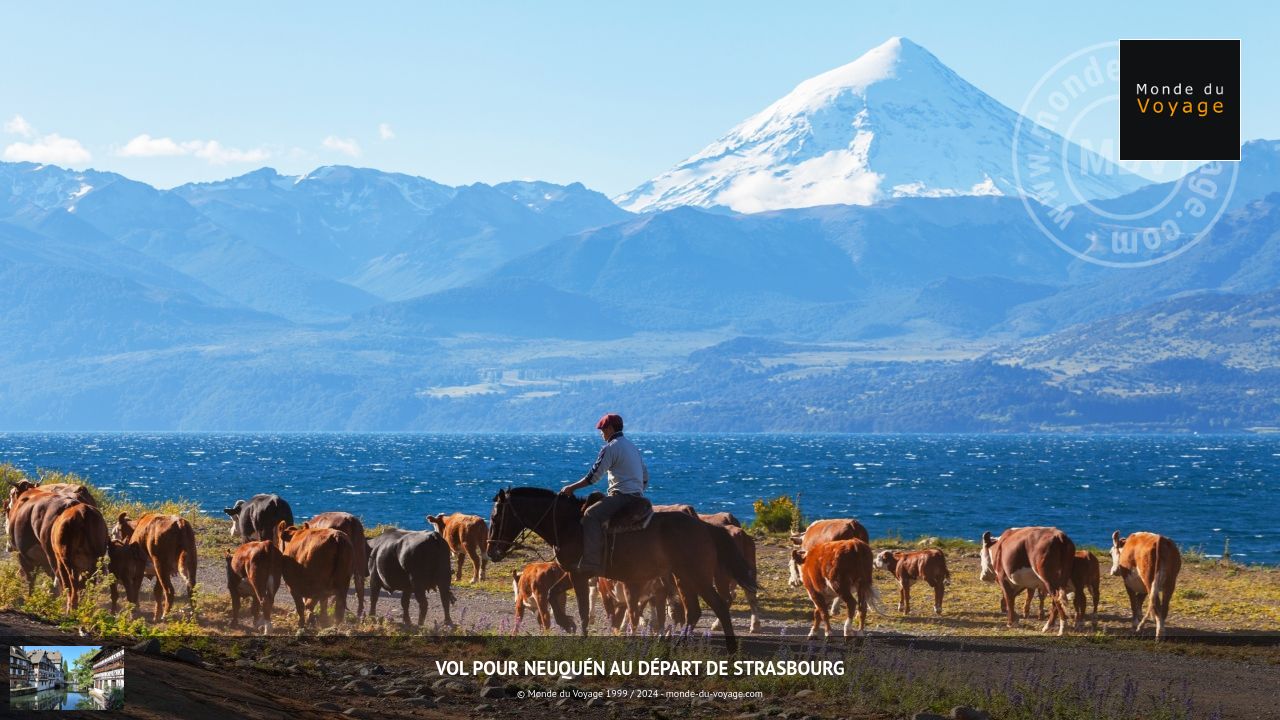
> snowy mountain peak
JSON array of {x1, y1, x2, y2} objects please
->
[{"x1": 616, "y1": 37, "x2": 1147, "y2": 214}]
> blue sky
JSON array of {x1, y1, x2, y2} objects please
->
[
  {"x1": 2, "y1": 1, "x2": 1275, "y2": 193},
  {"x1": 17, "y1": 645, "x2": 100, "y2": 669}
]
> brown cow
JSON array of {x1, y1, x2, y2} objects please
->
[
  {"x1": 1003, "y1": 550, "x2": 1102, "y2": 631},
  {"x1": 789, "y1": 519, "x2": 869, "y2": 587},
  {"x1": 49, "y1": 503, "x2": 109, "y2": 612},
  {"x1": 226, "y1": 540, "x2": 284, "y2": 634},
  {"x1": 512, "y1": 561, "x2": 576, "y2": 633},
  {"x1": 979, "y1": 527, "x2": 1075, "y2": 635},
  {"x1": 107, "y1": 540, "x2": 147, "y2": 614},
  {"x1": 6, "y1": 479, "x2": 97, "y2": 512},
  {"x1": 308, "y1": 511, "x2": 369, "y2": 619},
  {"x1": 698, "y1": 512, "x2": 742, "y2": 528},
  {"x1": 652, "y1": 503, "x2": 698, "y2": 516},
  {"x1": 427, "y1": 513, "x2": 487, "y2": 583},
  {"x1": 708, "y1": 524, "x2": 762, "y2": 633},
  {"x1": 592, "y1": 576, "x2": 671, "y2": 634},
  {"x1": 1110, "y1": 530, "x2": 1182, "y2": 640},
  {"x1": 112, "y1": 513, "x2": 198, "y2": 621},
  {"x1": 873, "y1": 549, "x2": 950, "y2": 615},
  {"x1": 276, "y1": 520, "x2": 353, "y2": 627},
  {"x1": 792, "y1": 539, "x2": 881, "y2": 639},
  {"x1": 6, "y1": 490, "x2": 84, "y2": 594}
]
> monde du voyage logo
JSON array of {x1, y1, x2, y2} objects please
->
[{"x1": 1014, "y1": 40, "x2": 1241, "y2": 268}]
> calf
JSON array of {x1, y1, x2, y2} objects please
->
[
  {"x1": 792, "y1": 539, "x2": 880, "y2": 639},
  {"x1": 979, "y1": 527, "x2": 1075, "y2": 635},
  {"x1": 592, "y1": 576, "x2": 671, "y2": 634},
  {"x1": 49, "y1": 503, "x2": 109, "y2": 612},
  {"x1": 226, "y1": 540, "x2": 283, "y2": 634},
  {"x1": 427, "y1": 512, "x2": 487, "y2": 583},
  {"x1": 512, "y1": 561, "x2": 576, "y2": 632},
  {"x1": 224, "y1": 494, "x2": 294, "y2": 541},
  {"x1": 1110, "y1": 530, "x2": 1182, "y2": 640},
  {"x1": 308, "y1": 511, "x2": 369, "y2": 619},
  {"x1": 367, "y1": 527, "x2": 454, "y2": 626},
  {"x1": 112, "y1": 513, "x2": 199, "y2": 621},
  {"x1": 107, "y1": 540, "x2": 147, "y2": 613},
  {"x1": 277, "y1": 520, "x2": 353, "y2": 628},
  {"x1": 789, "y1": 518, "x2": 869, "y2": 587},
  {"x1": 1071, "y1": 550, "x2": 1101, "y2": 631},
  {"x1": 873, "y1": 548, "x2": 950, "y2": 615}
]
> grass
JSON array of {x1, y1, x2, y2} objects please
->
[{"x1": 1, "y1": 464, "x2": 1277, "y2": 718}]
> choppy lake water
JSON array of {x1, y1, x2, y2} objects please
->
[{"x1": 1, "y1": 433, "x2": 1275, "y2": 562}]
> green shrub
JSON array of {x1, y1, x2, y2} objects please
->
[{"x1": 750, "y1": 494, "x2": 802, "y2": 534}]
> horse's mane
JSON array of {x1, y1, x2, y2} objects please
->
[{"x1": 507, "y1": 486, "x2": 557, "y2": 499}]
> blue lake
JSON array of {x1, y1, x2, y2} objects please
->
[{"x1": 1, "y1": 433, "x2": 1276, "y2": 563}]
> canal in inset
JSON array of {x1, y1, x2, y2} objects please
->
[{"x1": 10, "y1": 688, "x2": 102, "y2": 711}]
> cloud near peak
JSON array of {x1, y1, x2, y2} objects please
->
[
  {"x1": 322, "y1": 135, "x2": 362, "y2": 157},
  {"x1": 118, "y1": 134, "x2": 271, "y2": 165},
  {"x1": 3, "y1": 133, "x2": 92, "y2": 166}
]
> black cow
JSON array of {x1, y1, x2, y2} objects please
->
[
  {"x1": 223, "y1": 494, "x2": 293, "y2": 542},
  {"x1": 367, "y1": 528, "x2": 454, "y2": 626}
]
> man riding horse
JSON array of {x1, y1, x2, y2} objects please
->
[{"x1": 558, "y1": 413, "x2": 649, "y2": 576}]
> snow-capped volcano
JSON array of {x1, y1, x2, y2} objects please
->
[{"x1": 616, "y1": 37, "x2": 1147, "y2": 213}]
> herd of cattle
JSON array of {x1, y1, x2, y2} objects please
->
[{"x1": 2, "y1": 480, "x2": 1184, "y2": 641}]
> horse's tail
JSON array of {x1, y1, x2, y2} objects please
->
[{"x1": 710, "y1": 525, "x2": 757, "y2": 594}]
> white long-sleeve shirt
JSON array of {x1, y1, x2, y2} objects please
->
[{"x1": 581, "y1": 433, "x2": 649, "y2": 495}]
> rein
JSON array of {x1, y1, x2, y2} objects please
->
[{"x1": 492, "y1": 491, "x2": 570, "y2": 564}]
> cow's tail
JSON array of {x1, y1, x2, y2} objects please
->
[
  {"x1": 942, "y1": 564, "x2": 952, "y2": 587},
  {"x1": 177, "y1": 518, "x2": 198, "y2": 596},
  {"x1": 1144, "y1": 538, "x2": 1164, "y2": 630},
  {"x1": 866, "y1": 583, "x2": 887, "y2": 616},
  {"x1": 711, "y1": 525, "x2": 757, "y2": 594}
]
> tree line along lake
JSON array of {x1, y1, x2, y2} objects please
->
[{"x1": 0, "y1": 433, "x2": 1275, "y2": 563}]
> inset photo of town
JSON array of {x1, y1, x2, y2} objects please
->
[{"x1": 7, "y1": 645, "x2": 124, "y2": 711}]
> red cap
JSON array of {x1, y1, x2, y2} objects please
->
[{"x1": 595, "y1": 413, "x2": 623, "y2": 432}]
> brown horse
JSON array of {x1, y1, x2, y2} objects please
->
[{"x1": 485, "y1": 487, "x2": 756, "y2": 652}]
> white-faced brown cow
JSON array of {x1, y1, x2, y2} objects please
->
[
  {"x1": 789, "y1": 518, "x2": 869, "y2": 587},
  {"x1": 791, "y1": 539, "x2": 881, "y2": 640},
  {"x1": 276, "y1": 520, "x2": 353, "y2": 628},
  {"x1": 112, "y1": 513, "x2": 199, "y2": 622},
  {"x1": 873, "y1": 548, "x2": 950, "y2": 615},
  {"x1": 512, "y1": 561, "x2": 576, "y2": 633},
  {"x1": 308, "y1": 511, "x2": 369, "y2": 619},
  {"x1": 1110, "y1": 530, "x2": 1182, "y2": 640},
  {"x1": 226, "y1": 540, "x2": 284, "y2": 634},
  {"x1": 979, "y1": 526, "x2": 1075, "y2": 635},
  {"x1": 427, "y1": 512, "x2": 488, "y2": 583}
]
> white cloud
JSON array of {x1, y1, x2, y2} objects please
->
[
  {"x1": 191, "y1": 140, "x2": 270, "y2": 165},
  {"x1": 119, "y1": 134, "x2": 187, "y2": 157},
  {"x1": 378, "y1": 123, "x2": 395, "y2": 141},
  {"x1": 322, "y1": 135, "x2": 362, "y2": 157},
  {"x1": 4, "y1": 114, "x2": 34, "y2": 137},
  {"x1": 3, "y1": 133, "x2": 92, "y2": 166},
  {"x1": 117, "y1": 134, "x2": 270, "y2": 165}
]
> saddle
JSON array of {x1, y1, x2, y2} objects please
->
[{"x1": 583, "y1": 492, "x2": 654, "y2": 534}]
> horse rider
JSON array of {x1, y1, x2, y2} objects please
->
[{"x1": 559, "y1": 413, "x2": 650, "y2": 575}]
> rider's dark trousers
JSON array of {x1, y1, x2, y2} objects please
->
[{"x1": 581, "y1": 492, "x2": 647, "y2": 569}]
